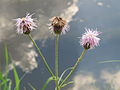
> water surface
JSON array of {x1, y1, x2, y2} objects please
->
[{"x1": 0, "y1": 0, "x2": 120, "y2": 90}]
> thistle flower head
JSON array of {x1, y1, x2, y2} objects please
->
[
  {"x1": 15, "y1": 13, "x2": 37, "y2": 34},
  {"x1": 49, "y1": 16, "x2": 69, "y2": 35},
  {"x1": 80, "y1": 28, "x2": 101, "y2": 49}
]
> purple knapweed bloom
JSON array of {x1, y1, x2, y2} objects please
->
[
  {"x1": 15, "y1": 13, "x2": 37, "y2": 34},
  {"x1": 49, "y1": 16, "x2": 69, "y2": 35},
  {"x1": 80, "y1": 28, "x2": 101, "y2": 49}
]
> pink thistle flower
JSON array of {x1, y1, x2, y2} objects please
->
[
  {"x1": 80, "y1": 28, "x2": 101, "y2": 49},
  {"x1": 48, "y1": 16, "x2": 69, "y2": 35},
  {"x1": 15, "y1": 13, "x2": 37, "y2": 34}
]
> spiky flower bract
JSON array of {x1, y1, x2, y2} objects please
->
[
  {"x1": 15, "y1": 13, "x2": 37, "y2": 34},
  {"x1": 80, "y1": 28, "x2": 101, "y2": 49},
  {"x1": 49, "y1": 16, "x2": 69, "y2": 35}
]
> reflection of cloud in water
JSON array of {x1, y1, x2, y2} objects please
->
[
  {"x1": 97, "y1": 2, "x2": 104, "y2": 7},
  {"x1": 0, "y1": 0, "x2": 79, "y2": 72},
  {"x1": 96, "y1": 2, "x2": 111, "y2": 8},
  {"x1": 60, "y1": 0, "x2": 79, "y2": 22},
  {"x1": 69, "y1": 70, "x2": 120, "y2": 90},
  {"x1": 69, "y1": 72, "x2": 99, "y2": 90},
  {"x1": 0, "y1": 16, "x2": 14, "y2": 42},
  {"x1": 101, "y1": 70, "x2": 120, "y2": 90}
]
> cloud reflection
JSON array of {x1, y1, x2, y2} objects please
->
[
  {"x1": 70, "y1": 70, "x2": 120, "y2": 90},
  {"x1": 69, "y1": 72, "x2": 99, "y2": 90},
  {"x1": 101, "y1": 70, "x2": 120, "y2": 90},
  {"x1": 60, "y1": 0, "x2": 79, "y2": 22}
]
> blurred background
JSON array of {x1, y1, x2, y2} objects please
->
[{"x1": 0, "y1": 0, "x2": 120, "y2": 90}]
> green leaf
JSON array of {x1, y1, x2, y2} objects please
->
[
  {"x1": 13, "y1": 66, "x2": 20, "y2": 90},
  {"x1": 0, "y1": 69, "x2": 9, "y2": 90},
  {"x1": 0, "y1": 77, "x2": 10, "y2": 90},
  {"x1": 99, "y1": 60, "x2": 120, "y2": 63},
  {"x1": 4, "y1": 45, "x2": 9, "y2": 68},
  {"x1": 28, "y1": 83, "x2": 36, "y2": 90},
  {"x1": 8, "y1": 80, "x2": 12, "y2": 90},
  {"x1": 0, "y1": 72, "x2": 4, "y2": 81},
  {"x1": 42, "y1": 77, "x2": 54, "y2": 90},
  {"x1": 4, "y1": 45, "x2": 9, "y2": 90},
  {"x1": 0, "y1": 79, "x2": 9, "y2": 86},
  {"x1": 61, "y1": 81, "x2": 74, "y2": 88},
  {"x1": 58, "y1": 67, "x2": 73, "y2": 84},
  {"x1": 23, "y1": 87, "x2": 27, "y2": 90}
]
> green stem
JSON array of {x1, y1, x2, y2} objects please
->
[
  {"x1": 28, "y1": 34, "x2": 55, "y2": 78},
  {"x1": 55, "y1": 34, "x2": 59, "y2": 90},
  {"x1": 61, "y1": 81, "x2": 74, "y2": 88},
  {"x1": 60, "y1": 49, "x2": 86, "y2": 87}
]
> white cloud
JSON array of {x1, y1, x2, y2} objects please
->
[
  {"x1": 97, "y1": 2, "x2": 104, "y2": 6},
  {"x1": 60, "y1": 0, "x2": 79, "y2": 22},
  {"x1": 69, "y1": 73, "x2": 99, "y2": 90},
  {"x1": 68, "y1": 69, "x2": 120, "y2": 90},
  {"x1": 101, "y1": 70, "x2": 120, "y2": 90},
  {"x1": 0, "y1": 16, "x2": 14, "y2": 42},
  {"x1": 96, "y1": 1, "x2": 111, "y2": 8}
]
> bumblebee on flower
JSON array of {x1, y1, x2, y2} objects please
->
[
  {"x1": 80, "y1": 28, "x2": 101, "y2": 50},
  {"x1": 15, "y1": 13, "x2": 37, "y2": 34},
  {"x1": 49, "y1": 16, "x2": 69, "y2": 35}
]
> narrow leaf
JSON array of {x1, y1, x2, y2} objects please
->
[
  {"x1": 61, "y1": 81, "x2": 74, "y2": 88},
  {"x1": 8, "y1": 80, "x2": 12, "y2": 90},
  {"x1": 99, "y1": 60, "x2": 120, "y2": 63},
  {"x1": 5, "y1": 45, "x2": 9, "y2": 68},
  {"x1": 13, "y1": 66, "x2": 20, "y2": 90},
  {"x1": 58, "y1": 67, "x2": 73, "y2": 84},
  {"x1": 4, "y1": 45, "x2": 9, "y2": 90},
  {"x1": 28, "y1": 83, "x2": 36, "y2": 90},
  {"x1": 42, "y1": 77, "x2": 54, "y2": 90},
  {"x1": 0, "y1": 72, "x2": 4, "y2": 81}
]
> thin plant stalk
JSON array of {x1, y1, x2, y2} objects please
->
[
  {"x1": 28, "y1": 34, "x2": 55, "y2": 78},
  {"x1": 4, "y1": 45, "x2": 9, "y2": 90},
  {"x1": 55, "y1": 34, "x2": 59, "y2": 90},
  {"x1": 60, "y1": 49, "x2": 86, "y2": 87}
]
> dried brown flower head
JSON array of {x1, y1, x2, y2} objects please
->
[{"x1": 49, "y1": 16, "x2": 69, "y2": 35}]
